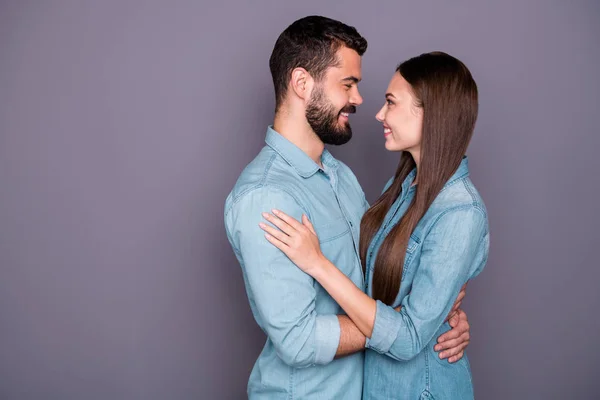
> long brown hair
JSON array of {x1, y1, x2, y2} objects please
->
[{"x1": 359, "y1": 52, "x2": 479, "y2": 305}]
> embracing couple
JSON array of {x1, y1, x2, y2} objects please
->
[{"x1": 225, "y1": 15, "x2": 489, "y2": 400}]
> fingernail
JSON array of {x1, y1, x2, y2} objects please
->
[
  {"x1": 272, "y1": 209, "x2": 279, "y2": 215},
  {"x1": 262, "y1": 212, "x2": 269, "y2": 218},
  {"x1": 439, "y1": 352, "x2": 445, "y2": 359},
  {"x1": 259, "y1": 223, "x2": 265, "y2": 228},
  {"x1": 434, "y1": 345, "x2": 441, "y2": 351}
]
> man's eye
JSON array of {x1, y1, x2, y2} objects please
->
[{"x1": 345, "y1": 84, "x2": 352, "y2": 89}]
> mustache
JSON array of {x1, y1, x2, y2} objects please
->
[{"x1": 340, "y1": 105, "x2": 356, "y2": 114}]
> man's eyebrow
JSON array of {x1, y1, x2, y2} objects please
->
[{"x1": 341, "y1": 76, "x2": 361, "y2": 83}]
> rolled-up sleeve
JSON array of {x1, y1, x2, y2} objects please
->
[
  {"x1": 366, "y1": 206, "x2": 488, "y2": 361},
  {"x1": 225, "y1": 187, "x2": 341, "y2": 367}
]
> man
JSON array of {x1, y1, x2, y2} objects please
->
[{"x1": 224, "y1": 16, "x2": 470, "y2": 399}]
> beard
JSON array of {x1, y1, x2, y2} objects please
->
[{"x1": 305, "y1": 85, "x2": 356, "y2": 146}]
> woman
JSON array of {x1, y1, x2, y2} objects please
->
[{"x1": 259, "y1": 52, "x2": 489, "y2": 399}]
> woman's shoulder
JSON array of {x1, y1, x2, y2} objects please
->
[{"x1": 426, "y1": 177, "x2": 487, "y2": 222}]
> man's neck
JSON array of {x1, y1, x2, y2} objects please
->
[{"x1": 273, "y1": 113, "x2": 325, "y2": 167}]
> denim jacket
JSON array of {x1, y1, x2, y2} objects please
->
[{"x1": 363, "y1": 157, "x2": 490, "y2": 400}]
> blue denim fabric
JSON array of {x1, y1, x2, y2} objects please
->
[
  {"x1": 363, "y1": 157, "x2": 490, "y2": 400},
  {"x1": 225, "y1": 126, "x2": 368, "y2": 399}
]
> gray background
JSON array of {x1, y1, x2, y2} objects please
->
[{"x1": 1, "y1": 1, "x2": 599, "y2": 399}]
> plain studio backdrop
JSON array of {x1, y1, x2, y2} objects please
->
[{"x1": 1, "y1": 1, "x2": 599, "y2": 399}]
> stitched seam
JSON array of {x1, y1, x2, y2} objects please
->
[
  {"x1": 268, "y1": 137, "x2": 317, "y2": 178},
  {"x1": 228, "y1": 184, "x2": 311, "y2": 219},
  {"x1": 429, "y1": 205, "x2": 486, "y2": 230},
  {"x1": 439, "y1": 176, "x2": 465, "y2": 193},
  {"x1": 319, "y1": 228, "x2": 350, "y2": 243},
  {"x1": 288, "y1": 366, "x2": 294, "y2": 400},
  {"x1": 224, "y1": 153, "x2": 278, "y2": 219},
  {"x1": 424, "y1": 349, "x2": 430, "y2": 391},
  {"x1": 439, "y1": 165, "x2": 469, "y2": 193},
  {"x1": 225, "y1": 162, "x2": 312, "y2": 220},
  {"x1": 460, "y1": 358, "x2": 472, "y2": 384},
  {"x1": 463, "y1": 180, "x2": 481, "y2": 208}
]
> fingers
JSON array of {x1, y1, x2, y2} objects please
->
[
  {"x1": 272, "y1": 209, "x2": 304, "y2": 230},
  {"x1": 451, "y1": 301, "x2": 463, "y2": 314},
  {"x1": 455, "y1": 309, "x2": 469, "y2": 326},
  {"x1": 437, "y1": 323, "x2": 461, "y2": 343},
  {"x1": 439, "y1": 341, "x2": 469, "y2": 361},
  {"x1": 440, "y1": 313, "x2": 469, "y2": 346},
  {"x1": 450, "y1": 290, "x2": 465, "y2": 315},
  {"x1": 302, "y1": 214, "x2": 317, "y2": 235},
  {"x1": 262, "y1": 212, "x2": 295, "y2": 236},
  {"x1": 449, "y1": 349, "x2": 466, "y2": 363},
  {"x1": 448, "y1": 309, "x2": 468, "y2": 328},
  {"x1": 455, "y1": 289, "x2": 466, "y2": 305},
  {"x1": 435, "y1": 331, "x2": 470, "y2": 352},
  {"x1": 448, "y1": 284, "x2": 467, "y2": 316},
  {"x1": 263, "y1": 232, "x2": 288, "y2": 251},
  {"x1": 445, "y1": 309, "x2": 458, "y2": 323},
  {"x1": 259, "y1": 222, "x2": 290, "y2": 245}
]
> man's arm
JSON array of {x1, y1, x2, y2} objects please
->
[
  {"x1": 396, "y1": 296, "x2": 471, "y2": 363},
  {"x1": 253, "y1": 202, "x2": 473, "y2": 362},
  {"x1": 226, "y1": 187, "x2": 341, "y2": 367},
  {"x1": 334, "y1": 296, "x2": 470, "y2": 359},
  {"x1": 435, "y1": 309, "x2": 470, "y2": 363},
  {"x1": 335, "y1": 315, "x2": 366, "y2": 357}
]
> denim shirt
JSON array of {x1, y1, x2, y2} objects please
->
[
  {"x1": 363, "y1": 157, "x2": 490, "y2": 400},
  {"x1": 224, "y1": 127, "x2": 368, "y2": 399}
]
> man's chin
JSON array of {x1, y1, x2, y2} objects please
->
[{"x1": 321, "y1": 131, "x2": 352, "y2": 146}]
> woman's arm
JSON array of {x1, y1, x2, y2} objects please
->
[
  {"x1": 260, "y1": 210, "x2": 378, "y2": 336},
  {"x1": 260, "y1": 207, "x2": 486, "y2": 361},
  {"x1": 364, "y1": 207, "x2": 488, "y2": 361}
]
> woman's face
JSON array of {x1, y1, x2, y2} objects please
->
[{"x1": 376, "y1": 72, "x2": 423, "y2": 158}]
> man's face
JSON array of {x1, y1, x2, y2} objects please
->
[{"x1": 306, "y1": 47, "x2": 363, "y2": 145}]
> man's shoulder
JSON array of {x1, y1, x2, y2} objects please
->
[{"x1": 224, "y1": 147, "x2": 305, "y2": 216}]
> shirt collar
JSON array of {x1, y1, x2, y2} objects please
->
[
  {"x1": 445, "y1": 156, "x2": 470, "y2": 187},
  {"x1": 265, "y1": 126, "x2": 337, "y2": 178},
  {"x1": 401, "y1": 156, "x2": 470, "y2": 192}
]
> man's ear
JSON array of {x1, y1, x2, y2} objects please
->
[{"x1": 290, "y1": 67, "x2": 314, "y2": 101}]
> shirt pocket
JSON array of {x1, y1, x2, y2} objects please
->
[
  {"x1": 401, "y1": 234, "x2": 421, "y2": 281},
  {"x1": 314, "y1": 217, "x2": 350, "y2": 243}
]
